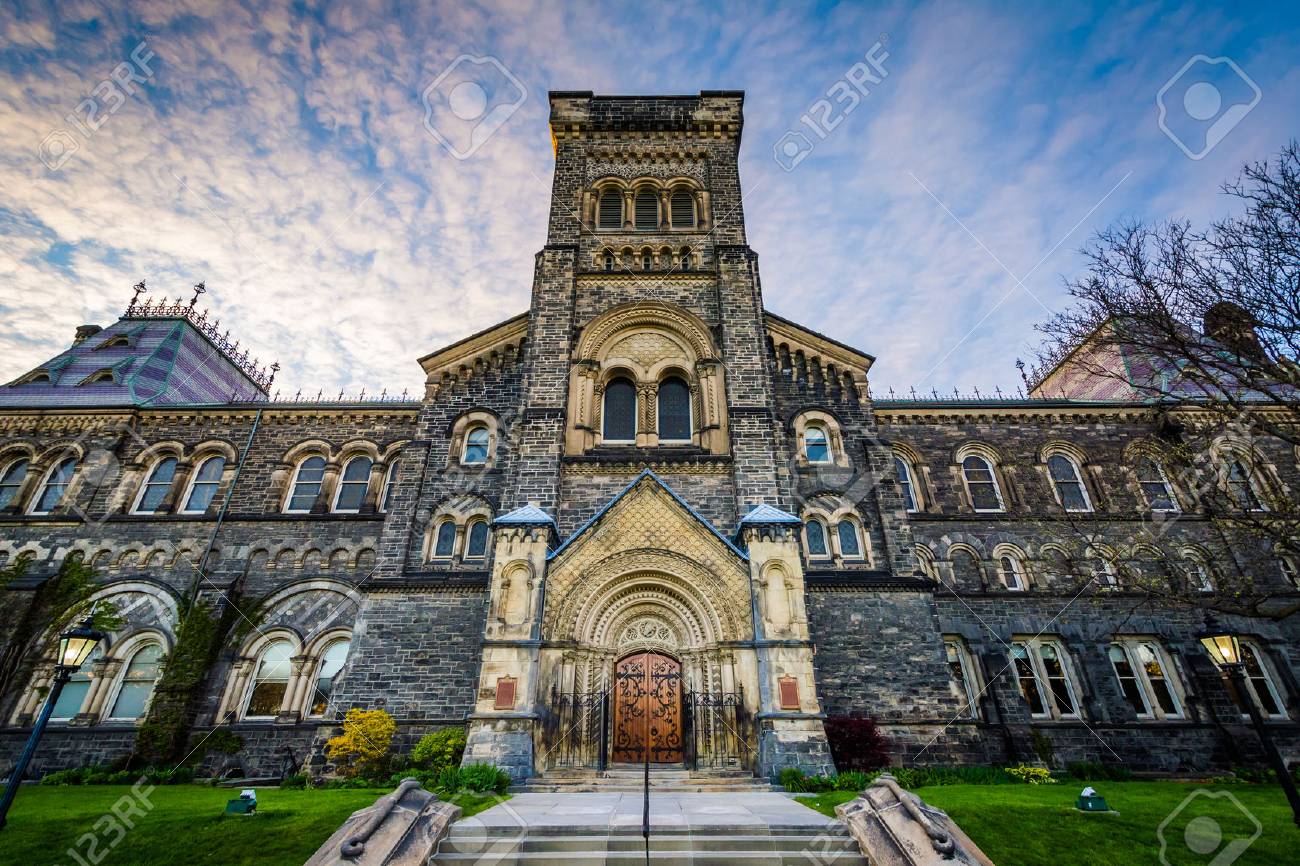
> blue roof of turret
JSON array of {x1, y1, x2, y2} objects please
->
[
  {"x1": 493, "y1": 504, "x2": 558, "y2": 526},
  {"x1": 738, "y1": 503, "x2": 801, "y2": 525}
]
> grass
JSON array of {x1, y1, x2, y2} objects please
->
[
  {"x1": 1, "y1": 784, "x2": 510, "y2": 866},
  {"x1": 796, "y1": 781, "x2": 1299, "y2": 866}
]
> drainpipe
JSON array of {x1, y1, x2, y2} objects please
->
[{"x1": 184, "y1": 407, "x2": 263, "y2": 612}]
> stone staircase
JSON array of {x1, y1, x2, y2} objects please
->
[
  {"x1": 513, "y1": 768, "x2": 775, "y2": 793},
  {"x1": 432, "y1": 819, "x2": 867, "y2": 866}
]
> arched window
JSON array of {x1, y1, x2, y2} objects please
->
[
  {"x1": 132, "y1": 457, "x2": 178, "y2": 514},
  {"x1": 433, "y1": 521, "x2": 457, "y2": 558},
  {"x1": 333, "y1": 456, "x2": 372, "y2": 512},
  {"x1": 244, "y1": 639, "x2": 293, "y2": 719},
  {"x1": 30, "y1": 456, "x2": 77, "y2": 515},
  {"x1": 837, "y1": 521, "x2": 863, "y2": 559},
  {"x1": 1010, "y1": 639, "x2": 1079, "y2": 719},
  {"x1": 603, "y1": 251, "x2": 615, "y2": 271},
  {"x1": 1224, "y1": 458, "x2": 1262, "y2": 510},
  {"x1": 309, "y1": 639, "x2": 350, "y2": 717},
  {"x1": 657, "y1": 377, "x2": 692, "y2": 442},
  {"x1": 51, "y1": 644, "x2": 102, "y2": 720},
  {"x1": 1182, "y1": 553, "x2": 1214, "y2": 593},
  {"x1": 916, "y1": 546, "x2": 939, "y2": 580},
  {"x1": 804, "y1": 520, "x2": 829, "y2": 558},
  {"x1": 597, "y1": 189, "x2": 622, "y2": 229},
  {"x1": 462, "y1": 425, "x2": 490, "y2": 465},
  {"x1": 997, "y1": 554, "x2": 1026, "y2": 590},
  {"x1": 894, "y1": 455, "x2": 919, "y2": 512},
  {"x1": 466, "y1": 520, "x2": 489, "y2": 558},
  {"x1": 1280, "y1": 556, "x2": 1299, "y2": 589},
  {"x1": 285, "y1": 456, "x2": 326, "y2": 513},
  {"x1": 1238, "y1": 643, "x2": 1286, "y2": 718},
  {"x1": 108, "y1": 643, "x2": 163, "y2": 720},
  {"x1": 602, "y1": 377, "x2": 637, "y2": 443},
  {"x1": 803, "y1": 425, "x2": 830, "y2": 463},
  {"x1": 1047, "y1": 454, "x2": 1091, "y2": 512},
  {"x1": 182, "y1": 456, "x2": 225, "y2": 514},
  {"x1": 641, "y1": 250, "x2": 653, "y2": 271},
  {"x1": 679, "y1": 247, "x2": 692, "y2": 271},
  {"x1": 960, "y1": 455, "x2": 1004, "y2": 512},
  {"x1": 1136, "y1": 457, "x2": 1178, "y2": 512},
  {"x1": 634, "y1": 189, "x2": 658, "y2": 230},
  {"x1": 1109, "y1": 641, "x2": 1182, "y2": 720},
  {"x1": 0, "y1": 458, "x2": 29, "y2": 510},
  {"x1": 379, "y1": 463, "x2": 397, "y2": 513},
  {"x1": 950, "y1": 549, "x2": 982, "y2": 587},
  {"x1": 945, "y1": 638, "x2": 980, "y2": 719},
  {"x1": 670, "y1": 188, "x2": 696, "y2": 228}
]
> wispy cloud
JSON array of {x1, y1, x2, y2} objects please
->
[{"x1": 0, "y1": 0, "x2": 1296, "y2": 397}]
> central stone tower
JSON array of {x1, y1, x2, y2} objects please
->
[{"x1": 455, "y1": 92, "x2": 836, "y2": 781}]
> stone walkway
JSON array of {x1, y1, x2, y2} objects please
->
[{"x1": 462, "y1": 791, "x2": 842, "y2": 832}]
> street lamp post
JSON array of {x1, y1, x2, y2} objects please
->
[
  {"x1": 1199, "y1": 614, "x2": 1300, "y2": 826},
  {"x1": 0, "y1": 616, "x2": 107, "y2": 831}
]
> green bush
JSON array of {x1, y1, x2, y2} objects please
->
[
  {"x1": 435, "y1": 766, "x2": 463, "y2": 794},
  {"x1": 459, "y1": 763, "x2": 511, "y2": 794},
  {"x1": 39, "y1": 764, "x2": 195, "y2": 786},
  {"x1": 280, "y1": 774, "x2": 308, "y2": 789},
  {"x1": 1005, "y1": 764, "x2": 1056, "y2": 785},
  {"x1": 833, "y1": 771, "x2": 872, "y2": 791},
  {"x1": 410, "y1": 727, "x2": 467, "y2": 774}
]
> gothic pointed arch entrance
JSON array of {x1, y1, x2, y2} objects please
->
[{"x1": 611, "y1": 650, "x2": 684, "y2": 764}]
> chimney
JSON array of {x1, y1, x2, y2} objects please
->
[
  {"x1": 1203, "y1": 302, "x2": 1265, "y2": 363},
  {"x1": 72, "y1": 325, "x2": 103, "y2": 347}
]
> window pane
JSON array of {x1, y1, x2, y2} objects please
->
[
  {"x1": 1242, "y1": 646, "x2": 1281, "y2": 716},
  {"x1": 184, "y1": 457, "x2": 225, "y2": 513},
  {"x1": 110, "y1": 644, "x2": 163, "y2": 719},
  {"x1": 35, "y1": 457, "x2": 77, "y2": 513},
  {"x1": 999, "y1": 556, "x2": 1023, "y2": 589},
  {"x1": 434, "y1": 522, "x2": 457, "y2": 557},
  {"x1": 288, "y1": 456, "x2": 326, "y2": 512},
  {"x1": 1137, "y1": 459, "x2": 1177, "y2": 511},
  {"x1": 1226, "y1": 460, "x2": 1260, "y2": 509},
  {"x1": 657, "y1": 378, "x2": 691, "y2": 441},
  {"x1": 894, "y1": 457, "x2": 917, "y2": 511},
  {"x1": 1137, "y1": 643, "x2": 1180, "y2": 716},
  {"x1": 334, "y1": 457, "x2": 372, "y2": 511},
  {"x1": 1109, "y1": 645, "x2": 1149, "y2": 716},
  {"x1": 804, "y1": 426, "x2": 829, "y2": 462},
  {"x1": 136, "y1": 457, "x2": 178, "y2": 513},
  {"x1": 380, "y1": 465, "x2": 396, "y2": 512},
  {"x1": 670, "y1": 190, "x2": 695, "y2": 227},
  {"x1": 805, "y1": 521, "x2": 827, "y2": 557},
  {"x1": 246, "y1": 641, "x2": 292, "y2": 717},
  {"x1": 946, "y1": 642, "x2": 975, "y2": 718},
  {"x1": 464, "y1": 426, "x2": 489, "y2": 463},
  {"x1": 634, "y1": 190, "x2": 658, "y2": 230},
  {"x1": 962, "y1": 456, "x2": 1002, "y2": 511},
  {"x1": 837, "y1": 522, "x2": 861, "y2": 557},
  {"x1": 598, "y1": 191, "x2": 622, "y2": 229},
  {"x1": 0, "y1": 459, "x2": 29, "y2": 509},
  {"x1": 311, "y1": 640, "x2": 350, "y2": 716},
  {"x1": 52, "y1": 645, "x2": 101, "y2": 719},
  {"x1": 603, "y1": 378, "x2": 636, "y2": 441},
  {"x1": 1039, "y1": 643, "x2": 1076, "y2": 715},
  {"x1": 1048, "y1": 456, "x2": 1089, "y2": 511},
  {"x1": 1012, "y1": 644, "x2": 1045, "y2": 716},
  {"x1": 466, "y1": 521, "x2": 489, "y2": 558}
]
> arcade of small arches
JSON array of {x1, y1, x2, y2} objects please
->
[{"x1": 585, "y1": 177, "x2": 710, "y2": 233}]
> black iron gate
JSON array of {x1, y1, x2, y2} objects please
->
[
  {"x1": 547, "y1": 687, "x2": 609, "y2": 770},
  {"x1": 685, "y1": 690, "x2": 752, "y2": 770}
]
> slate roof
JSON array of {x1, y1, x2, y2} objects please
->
[
  {"x1": 738, "y1": 503, "x2": 802, "y2": 524},
  {"x1": 493, "y1": 504, "x2": 558, "y2": 526}
]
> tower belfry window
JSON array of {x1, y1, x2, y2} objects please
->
[
  {"x1": 598, "y1": 190, "x2": 622, "y2": 229},
  {"x1": 634, "y1": 190, "x2": 658, "y2": 230},
  {"x1": 670, "y1": 189, "x2": 696, "y2": 228}
]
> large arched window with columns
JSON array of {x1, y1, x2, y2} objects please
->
[
  {"x1": 243, "y1": 638, "x2": 293, "y2": 719},
  {"x1": 106, "y1": 642, "x2": 164, "y2": 720},
  {"x1": 568, "y1": 302, "x2": 728, "y2": 456}
]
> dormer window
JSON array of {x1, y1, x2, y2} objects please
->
[{"x1": 80, "y1": 369, "x2": 116, "y2": 385}]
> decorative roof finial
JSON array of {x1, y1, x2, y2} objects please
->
[
  {"x1": 268, "y1": 362, "x2": 280, "y2": 387},
  {"x1": 190, "y1": 281, "x2": 206, "y2": 308},
  {"x1": 130, "y1": 280, "x2": 147, "y2": 309},
  {"x1": 1015, "y1": 358, "x2": 1031, "y2": 392}
]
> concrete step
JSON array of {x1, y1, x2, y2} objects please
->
[
  {"x1": 514, "y1": 769, "x2": 773, "y2": 793},
  {"x1": 433, "y1": 850, "x2": 870, "y2": 866}
]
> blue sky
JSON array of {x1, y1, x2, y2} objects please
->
[{"x1": 1, "y1": 0, "x2": 1297, "y2": 398}]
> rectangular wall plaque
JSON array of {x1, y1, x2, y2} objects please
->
[
  {"x1": 778, "y1": 676, "x2": 800, "y2": 710},
  {"x1": 494, "y1": 676, "x2": 517, "y2": 710}
]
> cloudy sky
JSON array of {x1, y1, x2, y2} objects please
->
[{"x1": 1, "y1": 0, "x2": 1297, "y2": 399}]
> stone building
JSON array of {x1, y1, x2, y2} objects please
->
[{"x1": 0, "y1": 92, "x2": 1296, "y2": 782}]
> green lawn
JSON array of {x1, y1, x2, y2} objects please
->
[
  {"x1": 796, "y1": 782, "x2": 1298, "y2": 866},
  {"x1": 1, "y1": 784, "x2": 508, "y2": 866}
]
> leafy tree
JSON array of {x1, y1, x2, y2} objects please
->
[{"x1": 326, "y1": 708, "x2": 397, "y2": 779}]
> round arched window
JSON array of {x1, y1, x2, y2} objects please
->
[
  {"x1": 657, "y1": 377, "x2": 692, "y2": 442},
  {"x1": 602, "y1": 378, "x2": 637, "y2": 443}
]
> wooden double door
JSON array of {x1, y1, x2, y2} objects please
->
[{"x1": 611, "y1": 652, "x2": 684, "y2": 764}]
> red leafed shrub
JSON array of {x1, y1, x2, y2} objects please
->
[{"x1": 824, "y1": 716, "x2": 890, "y2": 771}]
